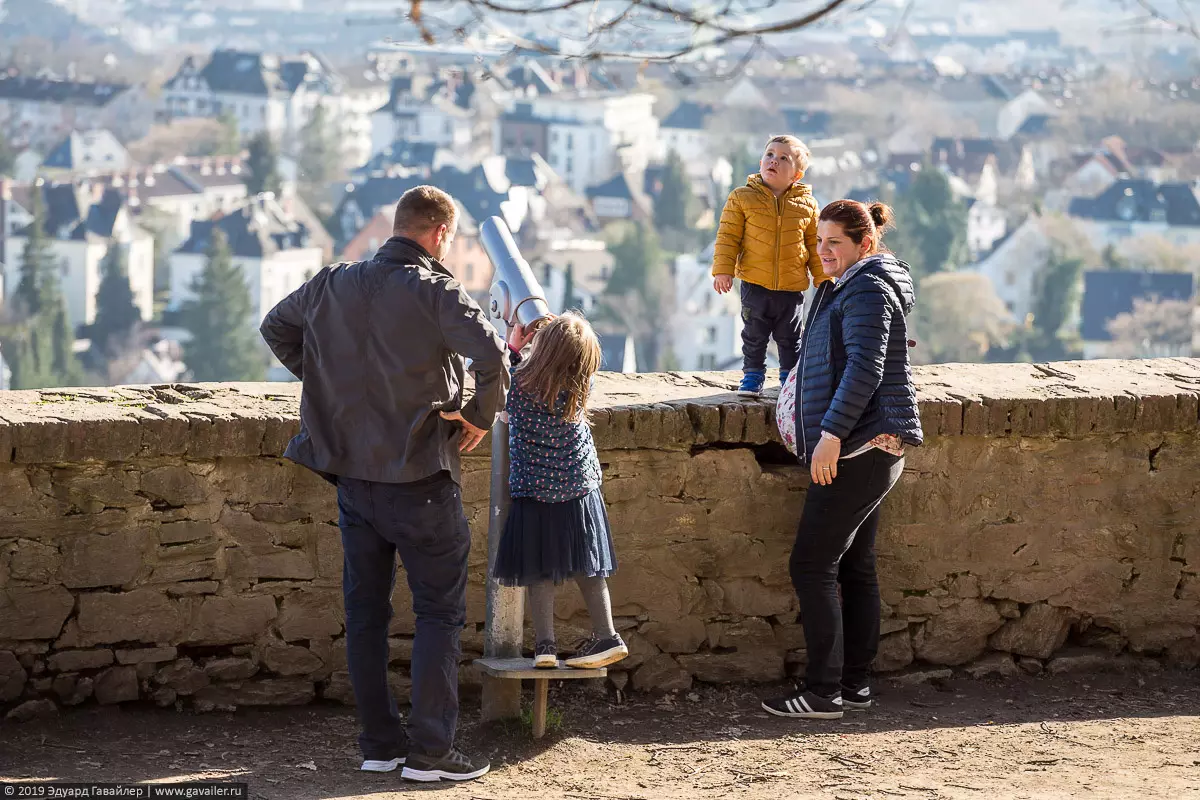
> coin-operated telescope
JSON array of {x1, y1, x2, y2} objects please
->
[{"x1": 480, "y1": 216, "x2": 552, "y2": 333}]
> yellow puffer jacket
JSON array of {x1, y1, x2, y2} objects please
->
[{"x1": 712, "y1": 174, "x2": 827, "y2": 292}]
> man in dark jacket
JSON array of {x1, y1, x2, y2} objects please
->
[{"x1": 261, "y1": 185, "x2": 507, "y2": 783}]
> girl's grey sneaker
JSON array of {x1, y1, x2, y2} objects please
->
[
  {"x1": 534, "y1": 641, "x2": 558, "y2": 669},
  {"x1": 842, "y1": 684, "x2": 872, "y2": 709},
  {"x1": 401, "y1": 748, "x2": 490, "y2": 782},
  {"x1": 564, "y1": 634, "x2": 629, "y2": 669},
  {"x1": 761, "y1": 689, "x2": 844, "y2": 719}
]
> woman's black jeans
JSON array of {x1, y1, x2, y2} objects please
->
[{"x1": 789, "y1": 448, "x2": 905, "y2": 697}]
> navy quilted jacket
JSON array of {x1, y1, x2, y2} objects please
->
[{"x1": 794, "y1": 253, "x2": 923, "y2": 464}]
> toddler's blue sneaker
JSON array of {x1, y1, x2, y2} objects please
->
[{"x1": 737, "y1": 371, "x2": 765, "y2": 397}]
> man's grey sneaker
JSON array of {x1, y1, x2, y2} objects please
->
[
  {"x1": 534, "y1": 640, "x2": 558, "y2": 669},
  {"x1": 401, "y1": 749, "x2": 490, "y2": 782},
  {"x1": 737, "y1": 371, "x2": 766, "y2": 397},
  {"x1": 361, "y1": 756, "x2": 404, "y2": 772},
  {"x1": 761, "y1": 689, "x2": 844, "y2": 719},
  {"x1": 842, "y1": 684, "x2": 872, "y2": 710},
  {"x1": 565, "y1": 634, "x2": 629, "y2": 669}
]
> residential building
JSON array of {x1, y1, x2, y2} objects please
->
[
  {"x1": 169, "y1": 194, "x2": 324, "y2": 326},
  {"x1": 1068, "y1": 179, "x2": 1200, "y2": 248},
  {"x1": 495, "y1": 93, "x2": 658, "y2": 195},
  {"x1": 931, "y1": 137, "x2": 1036, "y2": 204},
  {"x1": 598, "y1": 333, "x2": 637, "y2": 373},
  {"x1": 160, "y1": 50, "x2": 387, "y2": 167},
  {"x1": 2, "y1": 181, "x2": 155, "y2": 330},
  {"x1": 971, "y1": 214, "x2": 1053, "y2": 320},
  {"x1": 369, "y1": 74, "x2": 474, "y2": 157},
  {"x1": 532, "y1": 237, "x2": 614, "y2": 316},
  {"x1": 671, "y1": 245, "x2": 744, "y2": 372},
  {"x1": 0, "y1": 73, "x2": 152, "y2": 147},
  {"x1": 1080, "y1": 270, "x2": 1195, "y2": 359},
  {"x1": 41, "y1": 130, "x2": 132, "y2": 177},
  {"x1": 585, "y1": 172, "x2": 650, "y2": 222},
  {"x1": 657, "y1": 101, "x2": 714, "y2": 166}
]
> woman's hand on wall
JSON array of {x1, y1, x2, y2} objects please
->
[{"x1": 810, "y1": 435, "x2": 841, "y2": 485}]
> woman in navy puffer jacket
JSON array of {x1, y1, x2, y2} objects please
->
[{"x1": 762, "y1": 200, "x2": 922, "y2": 721}]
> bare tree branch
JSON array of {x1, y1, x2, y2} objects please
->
[
  {"x1": 1107, "y1": 0, "x2": 1200, "y2": 38},
  {"x1": 365, "y1": 0, "x2": 870, "y2": 64}
]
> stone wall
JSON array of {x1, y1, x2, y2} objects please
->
[{"x1": 1, "y1": 360, "x2": 1199, "y2": 717}]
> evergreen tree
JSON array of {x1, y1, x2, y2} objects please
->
[
  {"x1": 216, "y1": 111, "x2": 241, "y2": 157},
  {"x1": 602, "y1": 221, "x2": 672, "y2": 368},
  {"x1": 180, "y1": 230, "x2": 266, "y2": 381},
  {"x1": 606, "y1": 221, "x2": 665, "y2": 298},
  {"x1": 728, "y1": 146, "x2": 758, "y2": 186},
  {"x1": 1024, "y1": 246, "x2": 1084, "y2": 361},
  {"x1": 655, "y1": 150, "x2": 697, "y2": 233},
  {"x1": 886, "y1": 166, "x2": 969, "y2": 282},
  {"x1": 5, "y1": 185, "x2": 80, "y2": 388},
  {"x1": 297, "y1": 103, "x2": 340, "y2": 212},
  {"x1": 91, "y1": 243, "x2": 142, "y2": 359},
  {"x1": 561, "y1": 262, "x2": 578, "y2": 312},
  {"x1": 244, "y1": 132, "x2": 283, "y2": 197},
  {"x1": 0, "y1": 133, "x2": 16, "y2": 178}
]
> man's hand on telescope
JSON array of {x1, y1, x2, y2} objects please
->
[{"x1": 440, "y1": 410, "x2": 488, "y2": 452}]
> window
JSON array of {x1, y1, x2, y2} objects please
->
[
  {"x1": 567, "y1": 132, "x2": 574, "y2": 149},
  {"x1": 698, "y1": 354, "x2": 717, "y2": 370},
  {"x1": 705, "y1": 326, "x2": 718, "y2": 344},
  {"x1": 566, "y1": 156, "x2": 573, "y2": 173},
  {"x1": 444, "y1": 119, "x2": 453, "y2": 135}
]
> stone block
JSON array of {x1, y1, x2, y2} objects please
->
[
  {"x1": 94, "y1": 665, "x2": 139, "y2": 704},
  {"x1": 0, "y1": 586, "x2": 75, "y2": 640},
  {"x1": 140, "y1": 465, "x2": 208, "y2": 507},
  {"x1": 51, "y1": 673, "x2": 93, "y2": 705},
  {"x1": 873, "y1": 632, "x2": 914, "y2": 673},
  {"x1": 678, "y1": 650, "x2": 785, "y2": 684},
  {"x1": 262, "y1": 644, "x2": 324, "y2": 676},
  {"x1": 0, "y1": 651, "x2": 27, "y2": 702},
  {"x1": 950, "y1": 574, "x2": 981, "y2": 599},
  {"x1": 6, "y1": 698, "x2": 58, "y2": 722},
  {"x1": 988, "y1": 603, "x2": 1073, "y2": 659},
  {"x1": 278, "y1": 591, "x2": 343, "y2": 642},
  {"x1": 322, "y1": 671, "x2": 355, "y2": 705},
  {"x1": 913, "y1": 599, "x2": 1003, "y2": 666},
  {"x1": 1166, "y1": 637, "x2": 1200, "y2": 668},
  {"x1": 888, "y1": 668, "x2": 952, "y2": 687},
  {"x1": 772, "y1": 623, "x2": 806, "y2": 652},
  {"x1": 60, "y1": 529, "x2": 150, "y2": 589},
  {"x1": 1127, "y1": 623, "x2": 1197, "y2": 654},
  {"x1": 633, "y1": 654, "x2": 693, "y2": 692},
  {"x1": 1047, "y1": 648, "x2": 1113, "y2": 675},
  {"x1": 965, "y1": 652, "x2": 1019, "y2": 679},
  {"x1": 707, "y1": 577, "x2": 796, "y2": 618},
  {"x1": 75, "y1": 590, "x2": 184, "y2": 646},
  {"x1": 638, "y1": 618, "x2": 707, "y2": 654},
  {"x1": 9, "y1": 540, "x2": 61, "y2": 583},
  {"x1": 193, "y1": 678, "x2": 315, "y2": 707},
  {"x1": 166, "y1": 582, "x2": 220, "y2": 597},
  {"x1": 47, "y1": 649, "x2": 114, "y2": 672},
  {"x1": 158, "y1": 521, "x2": 214, "y2": 545},
  {"x1": 184, "y1": 595, "x2": 278, "y2": 646},
  {"x1": 154, "y1": 658, "x2": 210, "y2": 695},
  {"x1": 153, "y1": 687, "x2": 177, "y2": 707},
  {"x1": 115, "y1": 647, "x2": 177, "y2": 665},
  {"x1": 204, "y1": 658, "x2": 259, "y2": 682},
  {"x1": 387, "y1": 638, "x2": 414, "y2": 665}
]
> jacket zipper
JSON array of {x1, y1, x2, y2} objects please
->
[
  {"x1": 798, "y1": 282, "x2": 828, "y2": 464},
  {"x1": 773, "y1": 193, "x2": 783, "y2": 291}
]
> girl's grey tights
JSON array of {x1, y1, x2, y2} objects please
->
[{"x1": 529, "y1": 576, "x2": 617, "y2": 644}]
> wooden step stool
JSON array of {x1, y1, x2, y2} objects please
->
[{"x1": 474, "y1": 657, "x2": 607, "y2": 738}]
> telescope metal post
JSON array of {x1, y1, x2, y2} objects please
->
[{"x1": 481, "y1": 410, "x2": 524, "y2": 722}]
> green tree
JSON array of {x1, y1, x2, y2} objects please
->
[
  {"x1": 297, "y1": 103, "x2": 340, "y2": 213},
  {"x1": 5, "y1": 187, "x2": 80, "y2": 388},
  {"x1": 0, "y1": 133, "x2": 17, "y2": 178},
  {"x1": 216, "y1": 110, "x2": 241, "y2": 157},
  {"x1": 886, "y1": 166, "x2": 969, "y2": 281},
  {"x1": 1022, "y1": 246, "x2": 1085, "y2": 362},
  {"x1": 561, "y1": 262, "x2": 578, "y2": 312},
  {"x1": 180, "y1": 230, "x2": 266, "y2": 381},
  {"x1": 655, "y1": 149, "x2": 697, "y2": 233},
  {"x1": 601, "y1": 221, "x2": 672, "y2": 368},
  {"x1": 91, "y1": 243, "x2": 142, "y2": 359},
  {"x1": 244, "y1": 132, "x2": 283, "y2": 197}
]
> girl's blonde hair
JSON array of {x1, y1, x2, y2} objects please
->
[{"x1": 515, "y1": 312, "x2": 602, "y2": 423}]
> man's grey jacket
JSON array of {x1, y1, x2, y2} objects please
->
[{"x1": 260, "y1": 236, "x2": 508, "y2": 485}]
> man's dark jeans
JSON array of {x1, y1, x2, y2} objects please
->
[
  {"x1": 337, "y1": 472, "x2": 470, "y2": 760},
  {"x1": 789, "y1": 449, "x2": 905, "y2": 696},
  {"x1": 741, "y1": 281, "x2": 805, "y2": 373}
]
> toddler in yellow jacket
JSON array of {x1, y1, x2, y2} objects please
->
[{"x1": 712, "y1": 135, "x2": 828, "y2": 396}]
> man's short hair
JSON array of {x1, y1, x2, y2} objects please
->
[{"x1": 393, "y1": 185, "x2": 457, "y2": 236}]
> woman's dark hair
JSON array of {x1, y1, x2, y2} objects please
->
[{"x1": 818, "y1": 200, "x2": 895, "y2": 253}]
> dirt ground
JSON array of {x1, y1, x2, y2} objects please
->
[{"x1": 3, "y1": 670, "x2": 1198, "y2": 800}]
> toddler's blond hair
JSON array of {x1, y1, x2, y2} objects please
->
[{"x1": 765, "y1": 135, "x2": 811, "y2": 176}]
